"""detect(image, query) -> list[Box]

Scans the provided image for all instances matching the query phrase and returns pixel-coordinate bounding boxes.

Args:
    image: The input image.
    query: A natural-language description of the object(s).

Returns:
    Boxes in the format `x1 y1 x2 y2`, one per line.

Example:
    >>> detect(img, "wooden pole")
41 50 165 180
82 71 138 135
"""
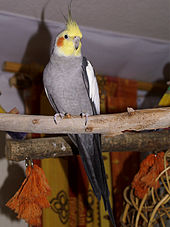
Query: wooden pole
5 130 170 161
0 108 170 135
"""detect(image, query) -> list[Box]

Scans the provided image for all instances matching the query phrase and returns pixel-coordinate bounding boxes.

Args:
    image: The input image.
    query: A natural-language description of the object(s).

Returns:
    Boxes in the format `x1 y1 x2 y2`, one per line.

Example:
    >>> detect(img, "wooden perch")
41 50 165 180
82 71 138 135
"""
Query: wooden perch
6 129 170 161
3 61 44 75
0 107 170 135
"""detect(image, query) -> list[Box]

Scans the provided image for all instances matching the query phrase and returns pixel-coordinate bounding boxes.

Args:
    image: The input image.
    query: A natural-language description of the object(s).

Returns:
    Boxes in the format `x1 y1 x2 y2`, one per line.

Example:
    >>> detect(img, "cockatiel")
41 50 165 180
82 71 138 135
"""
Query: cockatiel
43 9 116 226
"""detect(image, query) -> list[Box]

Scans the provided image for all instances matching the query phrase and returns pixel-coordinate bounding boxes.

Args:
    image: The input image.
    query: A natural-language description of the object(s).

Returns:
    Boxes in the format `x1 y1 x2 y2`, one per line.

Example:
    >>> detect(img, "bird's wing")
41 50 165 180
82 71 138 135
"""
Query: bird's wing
81 57 116 225
69 57 100 147
44 87 59 113
82 57 100 115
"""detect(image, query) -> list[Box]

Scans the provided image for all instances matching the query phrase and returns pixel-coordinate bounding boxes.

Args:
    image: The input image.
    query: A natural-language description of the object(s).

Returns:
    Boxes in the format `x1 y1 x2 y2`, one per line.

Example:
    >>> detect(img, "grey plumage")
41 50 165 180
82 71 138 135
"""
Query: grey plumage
43 48 116 226
44 54 92 115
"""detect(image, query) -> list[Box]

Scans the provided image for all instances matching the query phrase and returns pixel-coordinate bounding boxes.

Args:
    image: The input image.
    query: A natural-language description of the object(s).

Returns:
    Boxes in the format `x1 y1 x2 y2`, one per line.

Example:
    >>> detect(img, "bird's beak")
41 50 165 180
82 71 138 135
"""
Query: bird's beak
73 36 80 50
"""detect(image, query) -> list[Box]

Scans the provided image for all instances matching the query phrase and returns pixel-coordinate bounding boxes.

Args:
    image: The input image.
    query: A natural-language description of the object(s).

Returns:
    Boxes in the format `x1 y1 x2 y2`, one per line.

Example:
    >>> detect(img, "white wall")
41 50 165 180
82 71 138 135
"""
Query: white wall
0 12 169 82
0 72 26 226
0 153 27 227
0 0 169 40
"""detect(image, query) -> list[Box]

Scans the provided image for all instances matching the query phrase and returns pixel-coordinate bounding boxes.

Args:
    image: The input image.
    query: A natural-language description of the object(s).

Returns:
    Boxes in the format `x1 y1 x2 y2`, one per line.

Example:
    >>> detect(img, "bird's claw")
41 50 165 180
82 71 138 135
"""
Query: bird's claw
54 113 64 124
80 112 89 126
127 107 135 116
64 113 72 119
54 112 71 124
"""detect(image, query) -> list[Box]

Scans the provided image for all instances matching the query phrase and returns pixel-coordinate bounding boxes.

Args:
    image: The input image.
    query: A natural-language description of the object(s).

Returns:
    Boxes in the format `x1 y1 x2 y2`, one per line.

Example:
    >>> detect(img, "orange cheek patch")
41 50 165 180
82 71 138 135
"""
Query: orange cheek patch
57 37 64 47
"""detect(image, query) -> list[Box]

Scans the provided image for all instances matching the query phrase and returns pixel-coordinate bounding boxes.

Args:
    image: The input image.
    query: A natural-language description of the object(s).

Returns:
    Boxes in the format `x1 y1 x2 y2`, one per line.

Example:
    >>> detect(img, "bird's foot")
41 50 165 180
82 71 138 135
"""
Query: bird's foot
64 113 72 119
127 107 135 116
80 112 89 126
53 113 65 124
54 112 71 124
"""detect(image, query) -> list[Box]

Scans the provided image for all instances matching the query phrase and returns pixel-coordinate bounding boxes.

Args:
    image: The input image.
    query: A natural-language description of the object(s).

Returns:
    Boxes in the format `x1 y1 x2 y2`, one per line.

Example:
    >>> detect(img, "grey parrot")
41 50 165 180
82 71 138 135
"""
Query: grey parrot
43 11 116 227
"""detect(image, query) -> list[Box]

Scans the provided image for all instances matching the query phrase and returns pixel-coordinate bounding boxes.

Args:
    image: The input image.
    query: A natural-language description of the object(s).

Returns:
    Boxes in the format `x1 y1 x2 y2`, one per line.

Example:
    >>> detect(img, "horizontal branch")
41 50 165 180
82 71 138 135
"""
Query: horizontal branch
6 129 170 161
0 107 170 135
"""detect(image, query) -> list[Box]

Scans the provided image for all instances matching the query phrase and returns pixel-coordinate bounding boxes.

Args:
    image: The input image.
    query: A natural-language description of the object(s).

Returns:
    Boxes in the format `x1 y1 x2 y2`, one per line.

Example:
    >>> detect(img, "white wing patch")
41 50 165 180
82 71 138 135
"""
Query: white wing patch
86 60 100 114
44 87 57 112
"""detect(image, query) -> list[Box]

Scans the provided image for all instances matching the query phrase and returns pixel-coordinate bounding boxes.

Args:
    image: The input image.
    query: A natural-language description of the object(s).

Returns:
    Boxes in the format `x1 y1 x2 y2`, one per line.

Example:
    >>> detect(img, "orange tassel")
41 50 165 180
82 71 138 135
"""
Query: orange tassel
6 164 51 226
132 152 165 199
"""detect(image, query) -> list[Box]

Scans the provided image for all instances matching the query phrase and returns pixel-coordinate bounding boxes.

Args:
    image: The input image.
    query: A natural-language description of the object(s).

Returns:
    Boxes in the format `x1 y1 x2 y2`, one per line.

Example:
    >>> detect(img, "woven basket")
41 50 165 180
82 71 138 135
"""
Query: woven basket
121 150 170 227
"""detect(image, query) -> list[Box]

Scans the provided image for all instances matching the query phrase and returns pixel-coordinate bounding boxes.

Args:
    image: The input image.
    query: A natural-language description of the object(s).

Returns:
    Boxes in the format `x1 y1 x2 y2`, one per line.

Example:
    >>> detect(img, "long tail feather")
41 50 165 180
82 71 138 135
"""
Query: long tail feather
106 199 117 226
69 133 116 226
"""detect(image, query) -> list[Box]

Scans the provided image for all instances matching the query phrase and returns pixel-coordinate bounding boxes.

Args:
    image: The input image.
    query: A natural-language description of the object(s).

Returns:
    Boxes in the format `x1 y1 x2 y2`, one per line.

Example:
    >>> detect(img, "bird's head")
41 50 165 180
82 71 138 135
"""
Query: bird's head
55 11 82 57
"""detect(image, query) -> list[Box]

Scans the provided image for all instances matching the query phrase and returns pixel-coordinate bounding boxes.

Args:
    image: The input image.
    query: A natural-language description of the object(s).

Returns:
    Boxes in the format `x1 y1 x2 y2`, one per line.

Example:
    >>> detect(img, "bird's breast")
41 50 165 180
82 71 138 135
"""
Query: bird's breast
44 58 93 115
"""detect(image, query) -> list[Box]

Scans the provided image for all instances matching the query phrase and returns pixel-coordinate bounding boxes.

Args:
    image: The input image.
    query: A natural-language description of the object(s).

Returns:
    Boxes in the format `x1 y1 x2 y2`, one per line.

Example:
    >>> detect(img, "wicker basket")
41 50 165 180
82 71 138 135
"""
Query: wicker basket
121 150 170 227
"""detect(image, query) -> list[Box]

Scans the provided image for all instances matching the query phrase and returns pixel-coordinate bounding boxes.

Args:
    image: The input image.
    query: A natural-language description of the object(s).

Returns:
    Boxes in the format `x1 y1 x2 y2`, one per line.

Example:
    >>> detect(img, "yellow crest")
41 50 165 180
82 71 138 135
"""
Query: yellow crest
66 19 82 38
65 1 82 38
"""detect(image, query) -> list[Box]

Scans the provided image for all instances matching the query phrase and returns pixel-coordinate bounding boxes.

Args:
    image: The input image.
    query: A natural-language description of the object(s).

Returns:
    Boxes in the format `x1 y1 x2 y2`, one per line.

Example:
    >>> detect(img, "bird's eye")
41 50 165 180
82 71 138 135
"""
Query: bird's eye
64 34 69 39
